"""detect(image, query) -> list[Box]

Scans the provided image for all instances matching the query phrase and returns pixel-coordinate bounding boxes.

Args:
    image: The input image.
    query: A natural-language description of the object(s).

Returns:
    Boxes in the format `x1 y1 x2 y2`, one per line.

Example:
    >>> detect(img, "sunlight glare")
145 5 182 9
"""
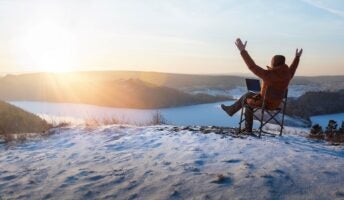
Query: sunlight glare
13 21 77 72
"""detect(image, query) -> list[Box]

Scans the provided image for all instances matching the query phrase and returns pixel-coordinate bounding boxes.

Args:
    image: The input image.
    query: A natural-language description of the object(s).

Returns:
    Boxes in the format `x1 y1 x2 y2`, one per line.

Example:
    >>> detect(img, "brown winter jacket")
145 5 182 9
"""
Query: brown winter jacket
240 50 300 109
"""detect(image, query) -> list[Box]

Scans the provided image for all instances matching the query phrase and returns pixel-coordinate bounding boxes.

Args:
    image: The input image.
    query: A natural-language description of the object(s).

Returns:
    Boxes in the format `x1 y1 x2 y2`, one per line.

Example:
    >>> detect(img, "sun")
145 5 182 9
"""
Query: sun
13 21 77 72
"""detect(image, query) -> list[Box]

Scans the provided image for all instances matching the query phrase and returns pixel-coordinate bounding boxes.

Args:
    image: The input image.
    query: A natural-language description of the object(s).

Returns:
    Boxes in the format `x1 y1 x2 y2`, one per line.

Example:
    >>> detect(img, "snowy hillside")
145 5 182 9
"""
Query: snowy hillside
1 125 343 199
187 84 322 99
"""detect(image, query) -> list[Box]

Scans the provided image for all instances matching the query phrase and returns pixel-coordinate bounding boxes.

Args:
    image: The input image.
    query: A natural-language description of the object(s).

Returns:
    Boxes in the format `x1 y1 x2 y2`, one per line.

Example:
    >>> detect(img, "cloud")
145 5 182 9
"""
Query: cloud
301 0 344 17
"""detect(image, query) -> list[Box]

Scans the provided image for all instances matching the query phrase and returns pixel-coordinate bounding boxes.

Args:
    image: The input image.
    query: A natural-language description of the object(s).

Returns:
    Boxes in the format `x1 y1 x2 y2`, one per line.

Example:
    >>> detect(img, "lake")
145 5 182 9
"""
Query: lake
9 101 243 127
10 100 340 128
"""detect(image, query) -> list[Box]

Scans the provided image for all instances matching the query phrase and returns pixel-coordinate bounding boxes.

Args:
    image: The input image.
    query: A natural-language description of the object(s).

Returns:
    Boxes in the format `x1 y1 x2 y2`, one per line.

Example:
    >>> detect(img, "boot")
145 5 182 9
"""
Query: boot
221 104 241 117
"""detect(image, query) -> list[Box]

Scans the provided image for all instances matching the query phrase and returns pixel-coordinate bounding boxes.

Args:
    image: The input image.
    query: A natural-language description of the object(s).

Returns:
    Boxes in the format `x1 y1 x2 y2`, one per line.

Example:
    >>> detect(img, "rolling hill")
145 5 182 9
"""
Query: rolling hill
1 71 343 109
0 73 231 108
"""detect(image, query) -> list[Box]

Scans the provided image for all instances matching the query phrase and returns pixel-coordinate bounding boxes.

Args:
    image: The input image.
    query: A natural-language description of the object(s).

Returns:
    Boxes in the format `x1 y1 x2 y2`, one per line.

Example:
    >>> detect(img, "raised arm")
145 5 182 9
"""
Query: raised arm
235 38 270 80
289 48 303 78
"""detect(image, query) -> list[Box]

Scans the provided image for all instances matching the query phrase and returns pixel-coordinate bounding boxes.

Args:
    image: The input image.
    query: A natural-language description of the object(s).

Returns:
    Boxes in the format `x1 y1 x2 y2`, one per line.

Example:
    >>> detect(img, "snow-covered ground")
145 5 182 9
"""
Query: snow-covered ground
188 84 322 99
287 84 322 98
0 125 343 199
188 87 246 99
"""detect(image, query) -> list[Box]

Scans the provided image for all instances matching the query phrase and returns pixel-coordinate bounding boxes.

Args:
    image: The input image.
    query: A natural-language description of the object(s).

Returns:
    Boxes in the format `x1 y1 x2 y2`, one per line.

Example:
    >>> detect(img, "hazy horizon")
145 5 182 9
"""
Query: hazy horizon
1 68 343 77
0 0 343 76
2 69 344 79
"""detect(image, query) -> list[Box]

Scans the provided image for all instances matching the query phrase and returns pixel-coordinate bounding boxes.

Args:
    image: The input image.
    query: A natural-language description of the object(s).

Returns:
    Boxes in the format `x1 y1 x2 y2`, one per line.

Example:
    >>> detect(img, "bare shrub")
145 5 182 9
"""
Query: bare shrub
149 110 167 125
83 111 168 127
85 116 126 127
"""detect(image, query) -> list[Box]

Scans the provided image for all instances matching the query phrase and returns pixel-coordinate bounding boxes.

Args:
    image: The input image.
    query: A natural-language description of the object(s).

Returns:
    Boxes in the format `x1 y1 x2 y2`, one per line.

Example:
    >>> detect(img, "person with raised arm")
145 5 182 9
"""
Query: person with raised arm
221 38 303 133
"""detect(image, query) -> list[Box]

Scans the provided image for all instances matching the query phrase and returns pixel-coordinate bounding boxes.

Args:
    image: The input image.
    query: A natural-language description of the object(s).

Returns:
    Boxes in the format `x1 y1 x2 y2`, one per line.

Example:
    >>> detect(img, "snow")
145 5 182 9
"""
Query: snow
189 87 246 99
287 84 322 98
188 84 322 99
0 125 343 199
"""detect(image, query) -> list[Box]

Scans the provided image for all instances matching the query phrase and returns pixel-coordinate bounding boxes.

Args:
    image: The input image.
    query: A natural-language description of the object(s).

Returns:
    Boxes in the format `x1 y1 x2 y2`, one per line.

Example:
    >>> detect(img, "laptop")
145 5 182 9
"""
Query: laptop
245 78 261 93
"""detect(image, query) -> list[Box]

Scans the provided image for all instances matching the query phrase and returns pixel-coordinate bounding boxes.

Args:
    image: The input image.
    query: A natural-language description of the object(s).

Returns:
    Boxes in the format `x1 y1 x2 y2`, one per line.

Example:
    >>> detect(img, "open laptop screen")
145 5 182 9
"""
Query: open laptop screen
245 78 261 93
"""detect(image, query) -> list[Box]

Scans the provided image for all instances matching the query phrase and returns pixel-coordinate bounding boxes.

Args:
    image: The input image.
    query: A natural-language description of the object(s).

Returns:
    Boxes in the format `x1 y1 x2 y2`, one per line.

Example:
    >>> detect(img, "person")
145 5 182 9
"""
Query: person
221 38 303 133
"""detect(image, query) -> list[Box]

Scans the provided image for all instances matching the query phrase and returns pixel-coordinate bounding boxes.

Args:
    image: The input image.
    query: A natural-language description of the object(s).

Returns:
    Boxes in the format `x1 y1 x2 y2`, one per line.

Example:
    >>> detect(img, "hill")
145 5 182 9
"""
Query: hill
286 90 344 120
1 71 344 109
0 74 230 108
0 71 245 90
2 71 344 90
0 101 50 134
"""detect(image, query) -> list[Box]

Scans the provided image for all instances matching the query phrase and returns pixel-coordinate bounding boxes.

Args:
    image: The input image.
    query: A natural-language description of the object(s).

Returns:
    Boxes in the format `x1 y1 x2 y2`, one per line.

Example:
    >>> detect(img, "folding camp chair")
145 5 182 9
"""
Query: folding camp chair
238 78 288 137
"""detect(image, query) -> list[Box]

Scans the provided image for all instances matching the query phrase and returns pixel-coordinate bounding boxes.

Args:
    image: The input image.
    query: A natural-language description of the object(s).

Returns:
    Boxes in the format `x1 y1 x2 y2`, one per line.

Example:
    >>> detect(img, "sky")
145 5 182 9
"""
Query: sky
0 0 343 76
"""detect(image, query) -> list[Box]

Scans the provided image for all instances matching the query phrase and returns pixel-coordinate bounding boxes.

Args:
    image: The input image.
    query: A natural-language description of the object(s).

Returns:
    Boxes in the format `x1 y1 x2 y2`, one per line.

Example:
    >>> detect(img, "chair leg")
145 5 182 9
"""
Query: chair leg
279 116 285 136
279 126 283 136
280 101 287 136
259 108 265 138
238 106 244 134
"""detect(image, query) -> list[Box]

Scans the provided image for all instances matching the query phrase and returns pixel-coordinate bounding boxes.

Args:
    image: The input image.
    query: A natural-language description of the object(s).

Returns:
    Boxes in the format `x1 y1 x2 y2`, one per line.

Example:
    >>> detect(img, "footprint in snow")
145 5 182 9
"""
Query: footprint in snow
336 191 344 197
244 162 255 169
163 161 171 166
210 174 232 185
273 169 285 175
223 159 241 164
154 153 165 160
323 171 338 176
194 160 205 166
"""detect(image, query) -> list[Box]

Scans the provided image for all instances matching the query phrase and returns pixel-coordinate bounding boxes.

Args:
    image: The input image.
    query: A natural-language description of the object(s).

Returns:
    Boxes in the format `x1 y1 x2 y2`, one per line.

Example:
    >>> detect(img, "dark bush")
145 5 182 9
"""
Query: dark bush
309 120 344 144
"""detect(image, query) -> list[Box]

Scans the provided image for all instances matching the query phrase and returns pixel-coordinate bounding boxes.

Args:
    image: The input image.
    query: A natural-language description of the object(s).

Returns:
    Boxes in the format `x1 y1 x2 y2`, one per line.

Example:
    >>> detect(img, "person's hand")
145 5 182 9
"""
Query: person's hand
296 48 303 57
235 38 247 52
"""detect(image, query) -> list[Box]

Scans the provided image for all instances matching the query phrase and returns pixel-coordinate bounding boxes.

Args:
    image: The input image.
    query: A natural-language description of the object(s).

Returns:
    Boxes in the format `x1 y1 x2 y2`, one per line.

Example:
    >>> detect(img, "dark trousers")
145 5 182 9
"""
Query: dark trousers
231 92 257 131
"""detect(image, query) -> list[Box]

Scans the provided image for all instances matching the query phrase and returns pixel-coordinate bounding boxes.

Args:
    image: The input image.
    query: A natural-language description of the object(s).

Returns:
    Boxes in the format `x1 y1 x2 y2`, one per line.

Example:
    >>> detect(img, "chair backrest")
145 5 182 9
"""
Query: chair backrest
262 87 288 111
265 86 288 101
245 78 261 93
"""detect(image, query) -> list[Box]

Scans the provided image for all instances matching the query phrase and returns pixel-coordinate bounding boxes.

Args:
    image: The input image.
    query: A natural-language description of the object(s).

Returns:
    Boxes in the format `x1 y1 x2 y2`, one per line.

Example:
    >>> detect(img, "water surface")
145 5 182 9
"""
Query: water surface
10 101 241 127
